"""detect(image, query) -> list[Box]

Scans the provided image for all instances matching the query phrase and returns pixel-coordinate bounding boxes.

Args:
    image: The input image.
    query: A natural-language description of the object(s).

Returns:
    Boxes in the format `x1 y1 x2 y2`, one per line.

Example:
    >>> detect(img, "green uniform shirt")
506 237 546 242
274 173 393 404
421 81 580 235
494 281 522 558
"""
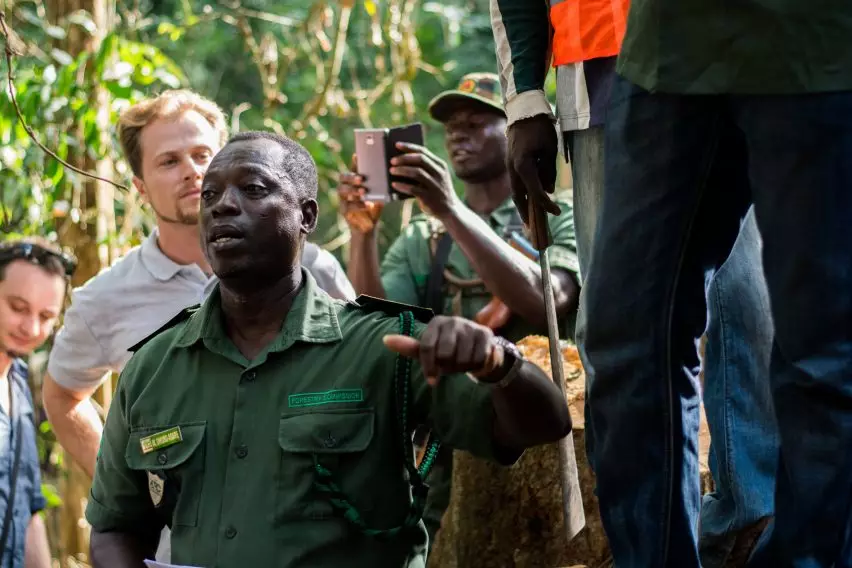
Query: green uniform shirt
618 0 852 94
380 198 579 342
86 271 515 568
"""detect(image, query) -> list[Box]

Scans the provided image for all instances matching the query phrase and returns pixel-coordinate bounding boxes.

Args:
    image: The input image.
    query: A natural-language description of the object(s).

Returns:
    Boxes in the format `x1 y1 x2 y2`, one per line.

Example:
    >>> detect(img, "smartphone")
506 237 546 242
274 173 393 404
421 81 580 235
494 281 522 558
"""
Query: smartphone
354 123 424 202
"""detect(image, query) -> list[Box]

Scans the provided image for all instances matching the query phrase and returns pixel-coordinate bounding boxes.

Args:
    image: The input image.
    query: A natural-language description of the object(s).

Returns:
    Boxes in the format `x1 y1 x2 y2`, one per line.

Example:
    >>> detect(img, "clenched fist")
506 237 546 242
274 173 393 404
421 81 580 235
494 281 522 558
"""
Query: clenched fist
383 316 507 386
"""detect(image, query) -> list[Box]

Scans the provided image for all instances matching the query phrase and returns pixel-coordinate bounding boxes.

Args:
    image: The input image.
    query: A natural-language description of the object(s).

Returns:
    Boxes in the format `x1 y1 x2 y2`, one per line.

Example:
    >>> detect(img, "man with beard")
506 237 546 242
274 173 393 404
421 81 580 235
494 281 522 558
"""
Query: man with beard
86 131 572 568
337 72 580 545
42 90 355 561
0 239 71 568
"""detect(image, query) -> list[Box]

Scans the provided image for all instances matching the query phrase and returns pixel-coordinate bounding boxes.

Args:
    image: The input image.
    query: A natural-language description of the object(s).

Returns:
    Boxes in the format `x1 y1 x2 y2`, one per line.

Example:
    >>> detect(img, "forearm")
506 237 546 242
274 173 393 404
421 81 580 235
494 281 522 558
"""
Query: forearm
90 530 158 568
43 375 102 479
441 203 569 326
491 359 571 449
490 0 553 124
24 515 51 568
347 232 386 298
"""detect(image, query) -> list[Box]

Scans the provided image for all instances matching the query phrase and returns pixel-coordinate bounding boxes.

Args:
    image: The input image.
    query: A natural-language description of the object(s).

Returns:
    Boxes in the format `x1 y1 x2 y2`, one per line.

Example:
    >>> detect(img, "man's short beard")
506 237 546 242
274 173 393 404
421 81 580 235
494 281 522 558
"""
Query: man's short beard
151 201 199 226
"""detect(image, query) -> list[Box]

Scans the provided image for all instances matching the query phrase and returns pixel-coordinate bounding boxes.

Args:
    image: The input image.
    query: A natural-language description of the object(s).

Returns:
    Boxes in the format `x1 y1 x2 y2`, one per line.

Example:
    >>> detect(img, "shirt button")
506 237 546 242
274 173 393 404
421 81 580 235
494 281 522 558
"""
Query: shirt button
235 445 248 459
225 526 237 539
323 433 337 449
243 370 256 382
157 453 168 465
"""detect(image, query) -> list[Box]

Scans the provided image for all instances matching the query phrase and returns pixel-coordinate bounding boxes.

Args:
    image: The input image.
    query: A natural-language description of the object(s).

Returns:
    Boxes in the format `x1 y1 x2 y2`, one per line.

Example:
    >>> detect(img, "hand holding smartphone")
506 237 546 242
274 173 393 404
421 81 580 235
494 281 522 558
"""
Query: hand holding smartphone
354 123 424 202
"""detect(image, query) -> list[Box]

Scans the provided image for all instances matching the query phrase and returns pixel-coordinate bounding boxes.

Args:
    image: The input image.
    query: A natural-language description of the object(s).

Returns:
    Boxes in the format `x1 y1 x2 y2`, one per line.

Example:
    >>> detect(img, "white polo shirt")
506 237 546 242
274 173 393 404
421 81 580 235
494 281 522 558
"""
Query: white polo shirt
48 231 355 392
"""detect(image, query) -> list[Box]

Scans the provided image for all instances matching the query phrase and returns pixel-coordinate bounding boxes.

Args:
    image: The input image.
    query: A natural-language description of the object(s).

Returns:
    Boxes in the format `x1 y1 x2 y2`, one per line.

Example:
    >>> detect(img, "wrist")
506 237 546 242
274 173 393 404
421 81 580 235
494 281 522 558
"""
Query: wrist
470 337 523 388
349 229 378 243
435 198 467 226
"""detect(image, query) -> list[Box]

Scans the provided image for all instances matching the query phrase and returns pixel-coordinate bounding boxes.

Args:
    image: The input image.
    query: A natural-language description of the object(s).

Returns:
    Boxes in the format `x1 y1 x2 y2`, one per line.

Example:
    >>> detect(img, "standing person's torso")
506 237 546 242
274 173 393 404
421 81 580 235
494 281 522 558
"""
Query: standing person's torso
617 0 852 94
0 362 45 568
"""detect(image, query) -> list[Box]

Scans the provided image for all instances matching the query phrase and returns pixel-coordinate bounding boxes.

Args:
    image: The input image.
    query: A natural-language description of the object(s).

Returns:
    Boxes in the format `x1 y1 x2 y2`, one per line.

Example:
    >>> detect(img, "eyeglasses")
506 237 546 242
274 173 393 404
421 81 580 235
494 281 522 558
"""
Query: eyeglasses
0 242 77 277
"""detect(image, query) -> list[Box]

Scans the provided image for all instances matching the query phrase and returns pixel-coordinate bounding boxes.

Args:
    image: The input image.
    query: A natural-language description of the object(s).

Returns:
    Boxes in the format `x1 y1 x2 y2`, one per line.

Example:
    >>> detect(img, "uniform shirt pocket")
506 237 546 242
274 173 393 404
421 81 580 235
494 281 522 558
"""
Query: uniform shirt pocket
277 409 375 520
125 422 206 527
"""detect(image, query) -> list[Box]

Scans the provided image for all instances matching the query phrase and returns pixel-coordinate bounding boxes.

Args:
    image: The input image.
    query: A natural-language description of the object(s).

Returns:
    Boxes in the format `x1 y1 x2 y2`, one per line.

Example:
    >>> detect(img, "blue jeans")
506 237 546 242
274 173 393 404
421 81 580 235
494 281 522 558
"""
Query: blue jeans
566 127 777 564
581 75 852 567
700 208 777 567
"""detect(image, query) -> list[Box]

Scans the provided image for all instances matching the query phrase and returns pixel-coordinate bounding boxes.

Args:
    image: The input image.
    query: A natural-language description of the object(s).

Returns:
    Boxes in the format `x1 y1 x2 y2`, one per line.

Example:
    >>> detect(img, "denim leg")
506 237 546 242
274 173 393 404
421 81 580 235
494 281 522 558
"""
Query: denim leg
582 77 747 567
731 92 852 568
699 207 777 568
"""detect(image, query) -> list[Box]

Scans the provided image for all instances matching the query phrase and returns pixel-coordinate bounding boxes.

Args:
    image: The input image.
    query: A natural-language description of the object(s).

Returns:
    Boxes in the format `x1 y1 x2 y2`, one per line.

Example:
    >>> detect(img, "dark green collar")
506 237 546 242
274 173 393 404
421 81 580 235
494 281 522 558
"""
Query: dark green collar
175 270 343 362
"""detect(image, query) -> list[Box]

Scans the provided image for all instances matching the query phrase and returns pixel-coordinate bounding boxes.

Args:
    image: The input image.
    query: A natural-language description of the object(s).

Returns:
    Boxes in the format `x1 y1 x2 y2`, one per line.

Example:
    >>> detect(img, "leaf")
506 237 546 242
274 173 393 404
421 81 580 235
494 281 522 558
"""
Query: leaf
50 49 74 66
67 10 98 35
105 80 132 99
46 25 67 40
42 65 57 85
40 483 63 509
94 33 118 74
153 69 181 89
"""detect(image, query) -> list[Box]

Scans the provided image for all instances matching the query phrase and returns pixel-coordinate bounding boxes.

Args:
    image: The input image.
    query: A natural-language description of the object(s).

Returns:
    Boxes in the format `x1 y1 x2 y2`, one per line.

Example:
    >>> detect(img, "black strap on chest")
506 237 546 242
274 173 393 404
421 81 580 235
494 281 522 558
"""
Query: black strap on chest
312 311 441 538
425 233 453 317
424 207 525 316
0 379 23 557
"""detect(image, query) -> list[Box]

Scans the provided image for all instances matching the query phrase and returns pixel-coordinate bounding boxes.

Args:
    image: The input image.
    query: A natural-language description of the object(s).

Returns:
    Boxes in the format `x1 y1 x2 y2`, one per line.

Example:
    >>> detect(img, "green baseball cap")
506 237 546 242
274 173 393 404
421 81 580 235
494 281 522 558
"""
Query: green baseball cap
428 72 505 123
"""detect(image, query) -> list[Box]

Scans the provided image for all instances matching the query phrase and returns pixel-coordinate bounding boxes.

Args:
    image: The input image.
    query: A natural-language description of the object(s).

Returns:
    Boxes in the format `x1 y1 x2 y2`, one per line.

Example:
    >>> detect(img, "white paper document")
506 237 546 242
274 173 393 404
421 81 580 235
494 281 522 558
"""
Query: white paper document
144 561 203 568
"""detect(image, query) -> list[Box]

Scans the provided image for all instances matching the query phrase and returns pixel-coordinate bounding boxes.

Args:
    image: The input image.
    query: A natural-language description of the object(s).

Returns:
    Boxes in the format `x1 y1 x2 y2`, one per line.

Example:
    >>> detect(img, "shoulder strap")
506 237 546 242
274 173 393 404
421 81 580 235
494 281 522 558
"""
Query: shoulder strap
353 295 433 324
128 305 200 353
425 233 453 316
0 381 24 555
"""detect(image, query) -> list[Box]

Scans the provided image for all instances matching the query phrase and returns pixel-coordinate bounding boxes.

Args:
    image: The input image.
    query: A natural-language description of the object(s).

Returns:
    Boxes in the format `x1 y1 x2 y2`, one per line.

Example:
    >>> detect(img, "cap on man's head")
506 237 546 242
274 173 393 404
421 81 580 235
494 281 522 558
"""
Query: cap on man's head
428 72 505 123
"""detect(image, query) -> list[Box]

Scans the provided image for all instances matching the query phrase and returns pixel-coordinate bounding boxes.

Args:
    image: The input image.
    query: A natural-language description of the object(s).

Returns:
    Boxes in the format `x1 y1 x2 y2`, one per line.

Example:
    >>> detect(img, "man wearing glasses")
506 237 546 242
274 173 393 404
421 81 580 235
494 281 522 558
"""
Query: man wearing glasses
0 239 75 568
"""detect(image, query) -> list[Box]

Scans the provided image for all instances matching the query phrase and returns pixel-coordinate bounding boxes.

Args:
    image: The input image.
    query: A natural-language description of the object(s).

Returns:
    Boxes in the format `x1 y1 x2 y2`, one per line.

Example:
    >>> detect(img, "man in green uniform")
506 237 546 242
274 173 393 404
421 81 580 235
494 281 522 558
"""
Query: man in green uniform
337 72 581 545
86 131 572 568
338 72 580 343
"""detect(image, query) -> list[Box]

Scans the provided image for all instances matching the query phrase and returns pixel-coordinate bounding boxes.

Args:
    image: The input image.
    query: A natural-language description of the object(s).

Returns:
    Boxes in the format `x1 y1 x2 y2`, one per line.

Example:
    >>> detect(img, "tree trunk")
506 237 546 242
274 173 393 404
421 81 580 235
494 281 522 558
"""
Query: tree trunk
45 1 115 565
429 339 713 568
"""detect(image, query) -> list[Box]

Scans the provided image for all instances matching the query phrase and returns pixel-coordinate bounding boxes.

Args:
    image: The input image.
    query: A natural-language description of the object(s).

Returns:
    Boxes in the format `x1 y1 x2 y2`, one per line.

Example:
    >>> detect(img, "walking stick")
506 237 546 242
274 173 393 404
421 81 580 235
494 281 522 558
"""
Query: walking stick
526 198 587 541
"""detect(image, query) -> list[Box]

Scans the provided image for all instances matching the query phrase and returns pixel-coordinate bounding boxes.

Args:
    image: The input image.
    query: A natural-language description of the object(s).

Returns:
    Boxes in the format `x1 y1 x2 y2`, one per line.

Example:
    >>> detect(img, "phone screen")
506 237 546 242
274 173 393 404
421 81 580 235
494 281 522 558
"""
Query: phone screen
386 123 424 200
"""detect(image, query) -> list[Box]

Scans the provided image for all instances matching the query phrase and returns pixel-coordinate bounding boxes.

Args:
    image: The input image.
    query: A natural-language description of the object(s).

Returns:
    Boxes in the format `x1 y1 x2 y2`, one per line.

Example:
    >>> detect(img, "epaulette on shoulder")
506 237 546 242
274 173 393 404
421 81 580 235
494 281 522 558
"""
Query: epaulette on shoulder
128 305 200 353
352 295 433 323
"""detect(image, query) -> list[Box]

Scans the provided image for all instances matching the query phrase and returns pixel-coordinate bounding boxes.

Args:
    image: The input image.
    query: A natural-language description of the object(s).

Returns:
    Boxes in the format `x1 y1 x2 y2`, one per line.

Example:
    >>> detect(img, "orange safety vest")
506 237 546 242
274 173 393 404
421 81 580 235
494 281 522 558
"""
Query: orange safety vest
550 0 630 66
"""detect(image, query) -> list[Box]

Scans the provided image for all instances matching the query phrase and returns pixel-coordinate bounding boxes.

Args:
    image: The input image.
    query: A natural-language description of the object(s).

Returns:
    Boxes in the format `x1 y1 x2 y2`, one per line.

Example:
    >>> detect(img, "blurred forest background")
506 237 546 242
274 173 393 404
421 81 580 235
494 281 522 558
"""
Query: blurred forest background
0 0 558 564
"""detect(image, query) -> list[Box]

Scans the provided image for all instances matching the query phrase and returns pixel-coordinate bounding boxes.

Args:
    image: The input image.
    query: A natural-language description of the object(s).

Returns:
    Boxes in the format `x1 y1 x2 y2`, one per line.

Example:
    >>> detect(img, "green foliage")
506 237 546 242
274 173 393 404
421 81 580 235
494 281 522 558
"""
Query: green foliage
3 0 502 262
1 1 186 244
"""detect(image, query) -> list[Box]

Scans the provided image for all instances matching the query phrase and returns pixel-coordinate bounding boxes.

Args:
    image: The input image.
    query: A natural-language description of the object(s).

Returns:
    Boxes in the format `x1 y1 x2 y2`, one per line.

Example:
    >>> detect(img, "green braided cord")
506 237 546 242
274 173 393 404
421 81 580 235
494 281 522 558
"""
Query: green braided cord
311 310 442 538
